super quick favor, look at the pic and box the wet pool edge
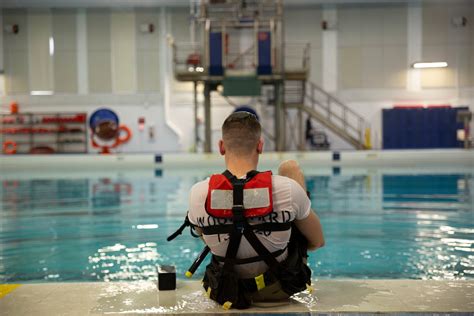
[0,280,473,315]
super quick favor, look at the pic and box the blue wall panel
[209,32,223,76]
[382,107,466,149]
[257,32,272,75]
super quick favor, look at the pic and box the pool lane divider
[0,284,21,299]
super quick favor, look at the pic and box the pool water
[0,166,473,283]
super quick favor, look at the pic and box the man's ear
[257,138,264,154]
[218,139,225,155]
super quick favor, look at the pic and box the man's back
[188,173,311,278]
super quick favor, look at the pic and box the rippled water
[0,166,473,282]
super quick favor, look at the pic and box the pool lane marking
[0,284,21,299]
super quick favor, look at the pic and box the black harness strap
[222,169,259,183]
[167,213,201,241]
[218,170,285,279]
[213,247,287,265]
[220,173,248,273]
[242,222,282,275]
[200,222,291,235]
[221,226,244,272]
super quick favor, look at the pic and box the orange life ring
[116,125,132,144]
[3,140,17,154]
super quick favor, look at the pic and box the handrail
[302,80,369,147]
[306,81,365,123]
[284,42,310,72]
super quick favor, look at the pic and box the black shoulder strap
[222,169,235,181]
[222,169,260,183]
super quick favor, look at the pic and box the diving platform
[173,70,308,83]
[171,0,370,152]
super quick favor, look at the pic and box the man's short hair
[222,111,261,155]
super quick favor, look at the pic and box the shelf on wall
[1,112,88,155]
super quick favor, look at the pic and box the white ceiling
[0,0,468,8]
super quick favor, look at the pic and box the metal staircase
[284,80,369,150]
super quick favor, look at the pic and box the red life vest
[206,171,273,218]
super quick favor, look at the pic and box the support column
[193,81,199,152]
[274,81,285,151]
[0,10,5,96]
[298,80,306,151]
[204,83,212,153]
[76,9,88,94]
[407,0,422,91]
[322,5,338,92]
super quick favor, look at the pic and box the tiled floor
[0,280,473,315]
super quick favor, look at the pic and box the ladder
[284,80,369,150]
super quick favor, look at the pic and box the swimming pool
[1,165,473,283]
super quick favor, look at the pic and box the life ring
[116,125,132,144]
[3,140,17,154]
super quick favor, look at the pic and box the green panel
[222,76,261,96]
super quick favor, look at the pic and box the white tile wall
[4,9,29,94]
[111,10,136,93]
[28,10,53,92]
[52,9,77,93]
[338,4,407,89]
[422,2,473,88]
[87,9,112,93]
[135,9,160,92]
[284,7,323,85]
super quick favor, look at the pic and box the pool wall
[1,149,473,171]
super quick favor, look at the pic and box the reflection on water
[89,243,159,281]
[0,168,473,282]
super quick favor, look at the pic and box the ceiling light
[31,90,53,96]
[49,37,54,56]
[412,62,448,69]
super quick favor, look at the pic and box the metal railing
[171,41,204,75]
[226,44,255,70]
[304,81,368,148]
[283,42,310,73]
[171,38,311,77]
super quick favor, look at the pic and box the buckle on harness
[255,274,266,291]
[232,205,245,232]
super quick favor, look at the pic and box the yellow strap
[306,283,314,294]
[0,284,21,299]
[255,274,266,291]
[206,287,211,297]
[222,301,232,310]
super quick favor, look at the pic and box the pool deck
[1,280,473,315]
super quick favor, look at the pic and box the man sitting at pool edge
[188,111,325,309]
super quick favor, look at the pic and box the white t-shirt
[188,174,311,278]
